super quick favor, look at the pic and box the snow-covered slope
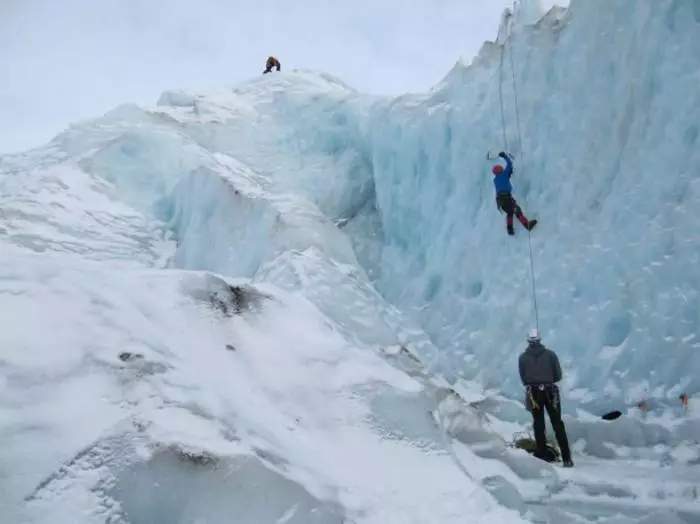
[0,99,524,524]
[2,0,700,523]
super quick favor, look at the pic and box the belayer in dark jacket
[518,329,573,467]
[263,56,281,74]
[492,151,537,236]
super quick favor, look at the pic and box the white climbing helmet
[527,328,540,343]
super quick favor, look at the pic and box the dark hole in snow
[119,352,145,362]
[185,274,271,318]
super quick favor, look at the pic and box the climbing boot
[526,219,538,231]
[507,224,515,236]
[562,458,574,468]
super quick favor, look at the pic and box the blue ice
[2,0,700,522]
[13,0,699,422]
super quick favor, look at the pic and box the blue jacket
[493,156,513,194]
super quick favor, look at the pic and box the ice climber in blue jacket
[492,151,537,236]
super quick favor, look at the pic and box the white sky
[0,0,566,154]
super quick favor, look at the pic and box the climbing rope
[508,29,525,160]
[498,13,540,332]
[498,45,509,151]
[526,225,540,331]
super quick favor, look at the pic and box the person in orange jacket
[263,56,281,74]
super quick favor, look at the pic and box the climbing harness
[498,16,540,332]
[527,386,540,411]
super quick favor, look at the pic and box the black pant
[496,193,520,215]
[496,193,529,231]
[528,384,571,462]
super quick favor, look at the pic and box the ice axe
[486,150,515,161]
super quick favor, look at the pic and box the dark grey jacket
[518,342,562,386]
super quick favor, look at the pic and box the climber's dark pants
[497,192,529,230]
[528,384,571,462]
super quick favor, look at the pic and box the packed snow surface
[2,0,700,523]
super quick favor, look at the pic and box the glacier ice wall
[367,0,700,408]
[34,0,700,412]
[3,1,700,522]
[53,0,700,410]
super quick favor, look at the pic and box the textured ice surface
[2,247,523,524]
[0,74,522,524]
[367,0,700,410]
[2,1,700,523]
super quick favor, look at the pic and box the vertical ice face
[11,0,695,414]
[367,0,700,407]
[3,1,700,522]
[514,0,546,26]
[497,0,546,45]
[34,0,698,412]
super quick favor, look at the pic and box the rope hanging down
[499,20,540,332]
[498,43,509,151]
